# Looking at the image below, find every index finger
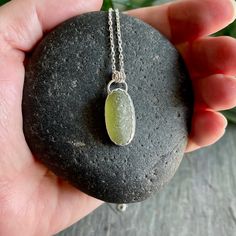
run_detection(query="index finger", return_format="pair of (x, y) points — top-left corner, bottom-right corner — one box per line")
(126, 0), (236, 44)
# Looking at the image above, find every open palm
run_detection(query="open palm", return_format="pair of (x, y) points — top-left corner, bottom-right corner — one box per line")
(0, 0), (236, 235)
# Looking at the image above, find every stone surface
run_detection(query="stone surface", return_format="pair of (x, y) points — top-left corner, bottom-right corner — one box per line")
(57, 125), (236, 236)
(22, 11), (193, 203)
(105, 88), (136, 146)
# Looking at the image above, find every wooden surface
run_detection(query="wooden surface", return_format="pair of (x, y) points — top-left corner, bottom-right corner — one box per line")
(57, 124), (236, 236)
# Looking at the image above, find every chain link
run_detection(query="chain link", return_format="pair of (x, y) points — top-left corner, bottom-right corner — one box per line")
(108, 8), (126, 83)
(115, 9), (125, 75)
(108, 8), (116, 73)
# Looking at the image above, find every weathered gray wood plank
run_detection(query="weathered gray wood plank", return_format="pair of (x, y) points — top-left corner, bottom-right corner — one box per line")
(57, 124), (236, 236)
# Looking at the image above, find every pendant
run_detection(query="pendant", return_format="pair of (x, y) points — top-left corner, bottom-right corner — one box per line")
(106, 9), (135, 146)
(105, 80), (136, 146)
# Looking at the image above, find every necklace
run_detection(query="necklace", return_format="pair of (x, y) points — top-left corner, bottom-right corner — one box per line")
(105, 8), (136, 146)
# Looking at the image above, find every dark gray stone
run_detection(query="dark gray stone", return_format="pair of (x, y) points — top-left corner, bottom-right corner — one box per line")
(22, 11), (193, 203)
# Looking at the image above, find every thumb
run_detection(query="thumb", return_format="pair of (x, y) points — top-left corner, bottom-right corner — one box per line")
(0, 0), (103, 51)
(0, 0), (102, 143)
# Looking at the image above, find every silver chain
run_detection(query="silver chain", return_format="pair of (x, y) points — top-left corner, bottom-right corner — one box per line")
(108, 8), (126, 84)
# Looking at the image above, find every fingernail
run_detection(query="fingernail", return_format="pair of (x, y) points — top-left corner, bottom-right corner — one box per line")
(221, 113), (228, 129)
(222, 74), (236, 80)
(229, 0), (236, 22)
(217, 74), (236, 80)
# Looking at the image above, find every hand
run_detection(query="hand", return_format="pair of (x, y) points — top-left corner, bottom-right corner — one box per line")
(0, 0), (103, 235)
(128, 0), (236, 152)
(0, 0), (235, 235)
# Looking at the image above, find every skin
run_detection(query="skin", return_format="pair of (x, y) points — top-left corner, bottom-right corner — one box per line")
(0, 0), (236, 235)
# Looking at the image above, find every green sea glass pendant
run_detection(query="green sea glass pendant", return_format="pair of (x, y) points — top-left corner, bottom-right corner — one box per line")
(106, 9), (135, 146)
(105, 87), (136, 146)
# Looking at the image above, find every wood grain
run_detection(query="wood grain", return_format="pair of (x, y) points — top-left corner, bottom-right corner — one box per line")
(57, 124), (236, 236)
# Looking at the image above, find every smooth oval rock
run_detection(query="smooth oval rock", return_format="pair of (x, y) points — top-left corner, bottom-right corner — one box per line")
(105, 88), (136, 146)
(22, 11), (193, 203)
